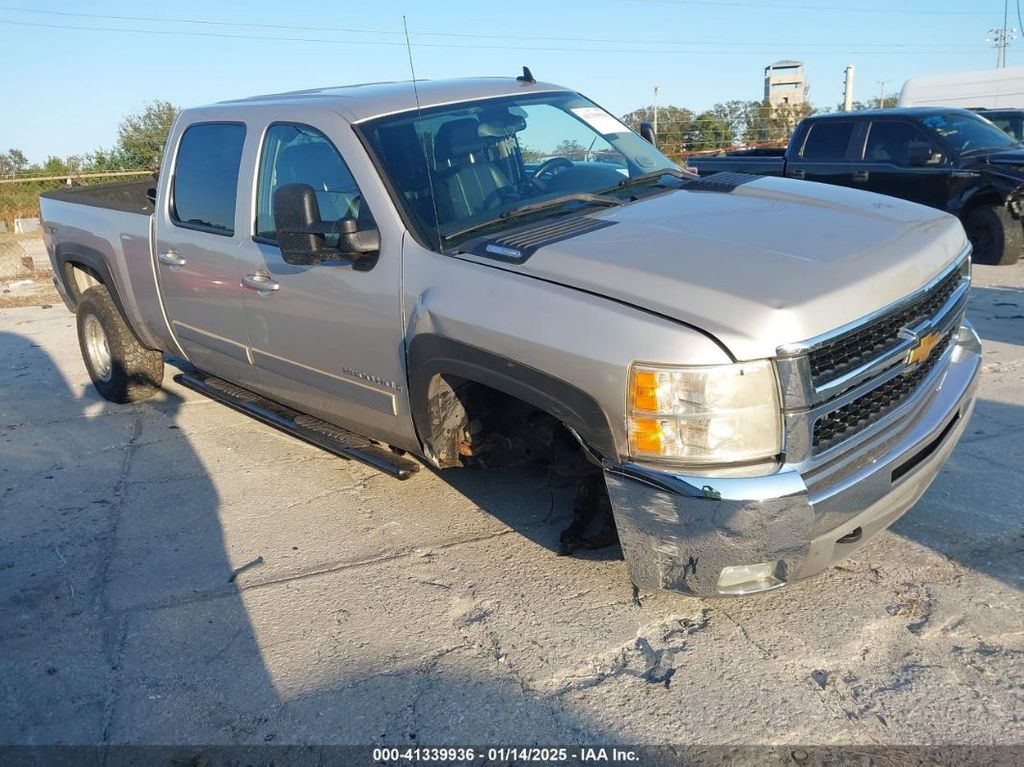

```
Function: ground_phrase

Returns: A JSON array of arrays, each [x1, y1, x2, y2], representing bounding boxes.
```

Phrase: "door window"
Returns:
[[171, 123, 246, 235], [864, 121, 936, 165], [255, 124, 370, 248], [800, 122, 855, 161]]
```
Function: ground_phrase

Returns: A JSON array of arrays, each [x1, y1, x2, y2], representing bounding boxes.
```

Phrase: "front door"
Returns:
[[856, 119, 951, 210], [154, 121, 256, 386], [235, 121, 414, 449]]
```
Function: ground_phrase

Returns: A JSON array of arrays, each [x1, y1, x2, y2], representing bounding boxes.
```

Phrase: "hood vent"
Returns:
[[470, 216, 616, 263], [682, 171, 761, 192]]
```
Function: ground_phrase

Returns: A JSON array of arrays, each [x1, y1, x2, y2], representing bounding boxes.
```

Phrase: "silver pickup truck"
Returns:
[[39, 75, 981, 598]]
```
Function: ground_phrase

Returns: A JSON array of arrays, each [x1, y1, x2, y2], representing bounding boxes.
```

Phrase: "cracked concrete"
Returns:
[[0, 263, 1022, 747]]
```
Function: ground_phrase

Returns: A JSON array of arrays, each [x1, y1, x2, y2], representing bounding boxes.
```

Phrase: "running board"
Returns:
[[174, 371, 420, 480]]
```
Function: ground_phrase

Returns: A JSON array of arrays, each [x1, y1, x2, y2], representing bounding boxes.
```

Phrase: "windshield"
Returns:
[[919, 111, 1021, 155], [358, 91, 678, 249]]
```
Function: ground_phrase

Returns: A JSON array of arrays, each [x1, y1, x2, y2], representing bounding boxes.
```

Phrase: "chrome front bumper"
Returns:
[[605, 323, 982, 598]]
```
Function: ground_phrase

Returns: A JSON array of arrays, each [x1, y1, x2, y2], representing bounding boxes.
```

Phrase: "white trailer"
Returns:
[[899, 65, 1024, 108]]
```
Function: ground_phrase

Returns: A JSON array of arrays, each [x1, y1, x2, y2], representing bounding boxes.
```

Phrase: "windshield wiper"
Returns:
[[442, 192, 622, 242], [608, 167, 691, 192]]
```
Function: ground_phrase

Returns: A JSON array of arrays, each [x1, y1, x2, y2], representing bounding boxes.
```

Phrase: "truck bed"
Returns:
[[39, 178, 155, 216], [687, 153, 786, 177], [38, 177, 168, 351]]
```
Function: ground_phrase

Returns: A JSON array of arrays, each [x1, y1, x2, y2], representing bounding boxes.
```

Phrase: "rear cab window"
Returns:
[[171, 123, 246, 236], [799, 121, 856, 161]]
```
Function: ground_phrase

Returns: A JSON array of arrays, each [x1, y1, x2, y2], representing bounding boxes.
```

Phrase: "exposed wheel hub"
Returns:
[[82, 314, 112, 382]]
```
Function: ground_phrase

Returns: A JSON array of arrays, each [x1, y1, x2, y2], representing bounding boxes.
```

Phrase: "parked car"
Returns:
[[688, 108, 1024, 265], [39, 76, 980, 598]]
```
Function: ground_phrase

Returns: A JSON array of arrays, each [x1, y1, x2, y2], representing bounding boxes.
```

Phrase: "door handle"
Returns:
[[852, 170, 870, 182], [242, 272, 280, 292], [789, 168, 805, 179], [158, 251, 187, 267]]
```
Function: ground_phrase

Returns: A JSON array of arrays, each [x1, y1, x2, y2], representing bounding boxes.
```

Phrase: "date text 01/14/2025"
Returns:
[[371, 746, 640, 762]]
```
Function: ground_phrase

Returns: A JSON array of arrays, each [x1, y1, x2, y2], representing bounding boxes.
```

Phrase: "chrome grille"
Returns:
[[807, 266, 962, 388], [812, 327, 955, 451]]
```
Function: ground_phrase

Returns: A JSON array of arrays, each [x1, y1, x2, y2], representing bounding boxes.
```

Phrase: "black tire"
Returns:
[[76, 284, 164, 403], [964, 204, 1022, 266]]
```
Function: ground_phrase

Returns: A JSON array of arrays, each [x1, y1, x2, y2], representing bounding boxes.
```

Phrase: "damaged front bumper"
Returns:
[[604, 323, 982, 598]]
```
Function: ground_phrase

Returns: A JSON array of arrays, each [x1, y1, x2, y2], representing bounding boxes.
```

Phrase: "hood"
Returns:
[[462, 177, 968, 361], [968, 149, 1024, 166]]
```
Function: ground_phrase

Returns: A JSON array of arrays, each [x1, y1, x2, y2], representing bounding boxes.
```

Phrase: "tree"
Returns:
[[692, 110, 735, 151], [622, 105, 699, 154], [43, 156, 68, 174], [836, 93, 899, 112], [744, 100, 815, 145], [0, 148, 28, 176], [554, 138, 587, 158], [114, 100, 181, 169]]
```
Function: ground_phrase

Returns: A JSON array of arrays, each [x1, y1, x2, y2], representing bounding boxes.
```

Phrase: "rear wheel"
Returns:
[[76, 285, 164, 403], [964, 204, 1022, 266]]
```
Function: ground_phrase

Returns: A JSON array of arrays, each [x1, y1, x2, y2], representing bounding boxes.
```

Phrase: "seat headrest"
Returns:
[[435, 118, 487, 166]]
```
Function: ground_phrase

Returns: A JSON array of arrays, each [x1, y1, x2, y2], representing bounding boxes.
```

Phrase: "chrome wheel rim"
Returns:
[[83, 314, 112, 382]]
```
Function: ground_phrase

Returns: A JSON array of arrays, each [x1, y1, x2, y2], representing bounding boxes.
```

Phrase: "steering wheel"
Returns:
[[531, 157, 575, 189]]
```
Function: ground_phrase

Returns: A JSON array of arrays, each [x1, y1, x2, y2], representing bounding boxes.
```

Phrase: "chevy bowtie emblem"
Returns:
[[906, 330, 941, 366]]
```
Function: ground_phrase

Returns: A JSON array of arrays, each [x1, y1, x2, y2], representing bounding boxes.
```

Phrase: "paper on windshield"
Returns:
[[571, 107, 630, 136]]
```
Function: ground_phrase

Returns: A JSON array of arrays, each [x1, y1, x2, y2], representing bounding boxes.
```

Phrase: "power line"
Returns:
[[0, 6, 989, 50], [0, 18, 988, 56], [624, 0, 992, 14]]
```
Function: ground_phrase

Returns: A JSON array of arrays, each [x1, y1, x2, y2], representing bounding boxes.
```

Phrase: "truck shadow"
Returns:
[[430, 465, 625, 563], [0, 330, 613, 746], [0, 329, 282, 743]]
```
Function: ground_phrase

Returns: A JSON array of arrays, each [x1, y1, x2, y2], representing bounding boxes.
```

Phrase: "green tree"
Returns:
[[622, 105, 699, 154], [43, 156, 68, 174], [692, 110, 735, 151], [744, 100, 815, 145], [835, 93, 899, 112], [554, 138, 587, 157], [0, 148, 28, 176], [114, 100, 181, 169]]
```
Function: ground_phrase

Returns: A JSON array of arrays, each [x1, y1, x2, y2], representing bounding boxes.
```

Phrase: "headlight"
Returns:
[[628, 360, 782, 465]]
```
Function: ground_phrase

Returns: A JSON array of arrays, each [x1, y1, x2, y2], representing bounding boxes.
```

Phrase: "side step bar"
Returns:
[[174, 371, 420, 480]]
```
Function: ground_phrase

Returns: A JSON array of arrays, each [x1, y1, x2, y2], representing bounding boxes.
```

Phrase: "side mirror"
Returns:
[[906, 143, 943, 167], [639, 121, 657, 147], [272, 183, 380, 266]]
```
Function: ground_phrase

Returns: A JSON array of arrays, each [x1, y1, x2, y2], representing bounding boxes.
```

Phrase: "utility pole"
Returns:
[[989, 1, 1016, 68], [877, 80, 887, 108], [843, 65, 855, 111], [653, 86, 660, 138]]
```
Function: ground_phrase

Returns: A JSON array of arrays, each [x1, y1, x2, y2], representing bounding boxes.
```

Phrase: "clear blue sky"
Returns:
[[0, 0, 1016, 164]]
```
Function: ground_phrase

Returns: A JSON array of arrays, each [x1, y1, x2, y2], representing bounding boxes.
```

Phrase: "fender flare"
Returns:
[[407, 334, 618, 464], [953, 183, 1014, 219], [53, 243, 139, 337]]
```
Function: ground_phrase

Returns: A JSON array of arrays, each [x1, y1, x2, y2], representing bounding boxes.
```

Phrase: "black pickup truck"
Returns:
[[688, 107, 1024, 265]]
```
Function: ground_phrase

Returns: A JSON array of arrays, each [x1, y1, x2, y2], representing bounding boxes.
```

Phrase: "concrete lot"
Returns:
[[1, 264, 1022, 748]]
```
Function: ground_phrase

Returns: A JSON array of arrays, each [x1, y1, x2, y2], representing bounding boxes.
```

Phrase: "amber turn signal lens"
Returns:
[[630, 418, 662, 454], [632, 370, 659, 412]]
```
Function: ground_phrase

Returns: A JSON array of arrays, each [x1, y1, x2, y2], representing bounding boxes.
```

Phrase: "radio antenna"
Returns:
[[403, 16, 443, 249]]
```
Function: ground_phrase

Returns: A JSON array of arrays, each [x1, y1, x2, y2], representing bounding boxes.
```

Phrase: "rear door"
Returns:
[[854, 119, 951, 209], [154, 121, 257, 386], [786, 119, 859, 187]]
